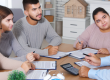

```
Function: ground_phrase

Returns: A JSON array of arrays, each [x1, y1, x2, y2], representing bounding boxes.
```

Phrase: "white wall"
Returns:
[[0, 0, 8, 7]]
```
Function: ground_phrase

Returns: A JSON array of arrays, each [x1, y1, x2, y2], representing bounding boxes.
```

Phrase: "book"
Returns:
[[26, 70, 47, 80], [33, 61, 56, 70], [41, 51, 71, 59], [69, 48, 98, 59]]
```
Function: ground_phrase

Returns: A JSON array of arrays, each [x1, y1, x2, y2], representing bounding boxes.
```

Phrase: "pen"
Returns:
[[83, 53, 91, 57], [33, 51, 35, 53], [78, 38, 81, 44]]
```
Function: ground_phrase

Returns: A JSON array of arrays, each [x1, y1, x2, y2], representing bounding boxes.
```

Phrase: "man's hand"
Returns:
[[98, 48, 109, 54], [26, 52, 40, 62], [76, 41, 83, 50], [48, 46, 58, 56], [21, 61, 35, 73], [33, 53, 40, 60], [26, 52, 35, 62], [79, 66, 90, 77], [85, 53, 101, 66], [45, 45, 53, 49]]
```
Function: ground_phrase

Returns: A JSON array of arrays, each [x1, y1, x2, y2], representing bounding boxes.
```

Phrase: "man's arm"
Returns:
[[12, 26, 48, 56], [45, 19, 62, 46], [88, 68, 110, 80]]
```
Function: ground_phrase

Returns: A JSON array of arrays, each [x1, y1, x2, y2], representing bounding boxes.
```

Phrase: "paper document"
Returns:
[[70, 48, 98, 59], [75, 61, 99, 68], [26, 70, 47, 79], [41, 51, 71, 59], [33, 61, 56, 69]]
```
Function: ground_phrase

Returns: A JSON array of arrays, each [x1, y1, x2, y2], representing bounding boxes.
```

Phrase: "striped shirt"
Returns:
[[74, 23, 110, 53], [0, 31, 28, 61], [12, 16, 61, 56]]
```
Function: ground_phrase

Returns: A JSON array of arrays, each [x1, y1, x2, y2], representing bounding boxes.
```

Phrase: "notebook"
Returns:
[[41, 51, 71, 59], [74, 61, 99, 68], [26, 70, 47, 80], [33, 61, 56, 70], [69, 48, 98, 59]]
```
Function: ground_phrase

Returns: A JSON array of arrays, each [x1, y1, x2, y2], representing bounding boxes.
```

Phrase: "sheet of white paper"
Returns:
[[70, 48, 98, 58], [75, 61, 99, 68], [26, 70, 47, 79], [33, 61, 56, 69], [43, 51, 70, 59]]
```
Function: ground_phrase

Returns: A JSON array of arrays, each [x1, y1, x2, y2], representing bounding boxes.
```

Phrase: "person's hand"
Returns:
[[26, 52, 35, 62], [33, 53, 40, 60], [48, 46, 58, 56], [21, 61, 35, 73], [98, 48, 109, 54], [79, 66, 90, 77], [85, 53, 101, 66], [45, 45, 53, 49], [76, 41, 83, 50]]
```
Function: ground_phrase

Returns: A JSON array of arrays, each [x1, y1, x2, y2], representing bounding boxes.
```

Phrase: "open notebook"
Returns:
[[26, 70, 47, 80], [74, 61, 99, 68], [69, 48, 98, 59], [41, 51, 71, 59], [33, 61, 56, 70]]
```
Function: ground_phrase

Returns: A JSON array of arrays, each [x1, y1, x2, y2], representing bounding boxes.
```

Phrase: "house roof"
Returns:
[[63, 0, 88, 7]]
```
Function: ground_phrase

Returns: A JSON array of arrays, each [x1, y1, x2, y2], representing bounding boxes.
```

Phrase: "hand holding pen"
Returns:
[[76, 38, 83, 50]]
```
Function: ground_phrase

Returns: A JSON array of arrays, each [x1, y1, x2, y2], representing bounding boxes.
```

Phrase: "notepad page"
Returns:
[[75, 61, 99, 68], [26, 70, 47, 79], [33, 61, 56, 69]]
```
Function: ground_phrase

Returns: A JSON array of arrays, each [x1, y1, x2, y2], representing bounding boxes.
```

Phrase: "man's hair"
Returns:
[[92, 7, 109, 21], [23, 0, 39, 10]]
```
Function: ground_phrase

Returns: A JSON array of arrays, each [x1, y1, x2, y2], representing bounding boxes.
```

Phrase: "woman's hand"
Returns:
[[21, 61, 35, 73], [98, 48, 109, 54], [76, 41, 83, 50]]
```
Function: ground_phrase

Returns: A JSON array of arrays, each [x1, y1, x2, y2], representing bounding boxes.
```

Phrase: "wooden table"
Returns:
[[0, 43, 110, 80]]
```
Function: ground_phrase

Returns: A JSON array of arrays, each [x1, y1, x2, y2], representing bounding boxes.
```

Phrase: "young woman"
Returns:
[[0, 5, 40, 62], [74, 7, 110, 54]]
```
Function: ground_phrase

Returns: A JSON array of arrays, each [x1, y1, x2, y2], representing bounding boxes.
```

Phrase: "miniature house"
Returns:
[[64, 0, 88, 18]]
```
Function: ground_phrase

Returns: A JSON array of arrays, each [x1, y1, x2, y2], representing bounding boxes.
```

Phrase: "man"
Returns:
[[12, 0, 61, 56], [79, 53, 110, 80]]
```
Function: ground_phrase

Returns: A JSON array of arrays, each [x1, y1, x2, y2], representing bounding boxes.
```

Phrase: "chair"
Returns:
[[10, 8, 24, 23]]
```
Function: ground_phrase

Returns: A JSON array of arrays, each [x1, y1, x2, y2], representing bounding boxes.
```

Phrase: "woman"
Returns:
[[74, 7, 110, 54], [0, 5, 40, 62]]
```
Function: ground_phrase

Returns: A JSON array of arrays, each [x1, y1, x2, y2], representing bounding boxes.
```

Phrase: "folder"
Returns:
[[41, 51, 71, 59]]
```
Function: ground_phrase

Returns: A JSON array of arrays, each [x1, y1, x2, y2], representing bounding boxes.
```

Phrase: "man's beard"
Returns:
[[29, 14, 42, 21]]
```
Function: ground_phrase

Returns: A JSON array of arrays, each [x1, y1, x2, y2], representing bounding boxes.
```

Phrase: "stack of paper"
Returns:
[[41, 51, 71, 59], [69, 48, 98, 59], [74, 61, 99, 68], [33, 61, 56, 70], [26, 70, 47, 80]]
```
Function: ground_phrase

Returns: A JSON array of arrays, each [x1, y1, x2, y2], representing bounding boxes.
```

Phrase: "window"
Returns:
[[67, 6, 71, 14], [78, 6, 83, 14]]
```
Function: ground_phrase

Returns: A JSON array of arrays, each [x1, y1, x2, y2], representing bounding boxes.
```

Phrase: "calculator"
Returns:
[[60, 63, 79, 76]]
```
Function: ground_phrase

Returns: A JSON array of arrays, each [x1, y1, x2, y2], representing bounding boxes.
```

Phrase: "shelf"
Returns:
[[43, 8, 55, 10]]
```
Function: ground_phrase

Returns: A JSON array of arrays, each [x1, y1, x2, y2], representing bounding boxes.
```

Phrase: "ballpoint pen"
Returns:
[[78, 38, 81, 44], [83, 53, 91, 57]]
